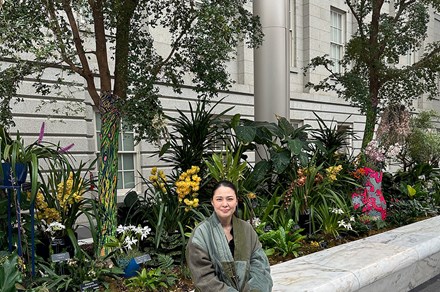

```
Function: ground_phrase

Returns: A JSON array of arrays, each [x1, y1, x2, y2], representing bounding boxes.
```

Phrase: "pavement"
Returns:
[[410, 273, 440, 292]]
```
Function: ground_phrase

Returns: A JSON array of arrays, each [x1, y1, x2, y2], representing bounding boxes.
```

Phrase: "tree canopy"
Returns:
[[0, 0, 262, 142], [304, 0, 440, 148]]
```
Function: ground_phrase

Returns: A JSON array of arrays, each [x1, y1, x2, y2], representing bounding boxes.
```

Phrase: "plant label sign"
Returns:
[[51, 238, 65, 246], [134, 253, 151, 264], [80, 280, 100, 291], [51, 252, 70, 263]]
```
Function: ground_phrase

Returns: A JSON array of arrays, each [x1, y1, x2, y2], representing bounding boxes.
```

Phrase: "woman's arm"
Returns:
[[247, 242, 273, 291], [186, 239, 239, 292]]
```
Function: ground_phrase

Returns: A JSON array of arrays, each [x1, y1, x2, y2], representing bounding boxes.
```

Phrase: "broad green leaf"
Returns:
[[277, 116, 295, 136], [287, 138, 304, 156], [235, 126, 256, 144], [270, 149, 291, 174]]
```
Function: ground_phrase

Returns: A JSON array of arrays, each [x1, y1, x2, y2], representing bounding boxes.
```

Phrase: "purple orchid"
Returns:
[[58, 143, 75, 153], [37, 122, 45, 144]]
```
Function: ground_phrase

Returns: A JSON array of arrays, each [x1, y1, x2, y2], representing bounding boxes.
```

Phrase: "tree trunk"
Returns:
[[98, 93, 120, 255], [362, 106, 377, 149]]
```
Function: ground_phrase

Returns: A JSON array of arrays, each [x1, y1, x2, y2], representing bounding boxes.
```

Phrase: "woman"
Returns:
[[186, 180, 273, 292]]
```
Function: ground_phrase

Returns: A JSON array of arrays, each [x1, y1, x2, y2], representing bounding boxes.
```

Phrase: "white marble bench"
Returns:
[[271, 216, 440, 292]]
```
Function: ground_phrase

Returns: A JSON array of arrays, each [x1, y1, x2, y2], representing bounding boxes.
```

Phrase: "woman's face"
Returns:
[[212, 185, 238, 222]]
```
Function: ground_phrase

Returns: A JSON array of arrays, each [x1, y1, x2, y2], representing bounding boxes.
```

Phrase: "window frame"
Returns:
[[337, 122, 353, 154], [289, 0, 297, 69], [330, 8, 346, 74]]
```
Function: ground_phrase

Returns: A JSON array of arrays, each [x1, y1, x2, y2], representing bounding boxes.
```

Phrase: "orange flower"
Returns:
[[352, 167, 366, 179]]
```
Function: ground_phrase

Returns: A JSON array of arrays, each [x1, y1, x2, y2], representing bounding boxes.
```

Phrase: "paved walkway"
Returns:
[[411, 273, 440, 292]]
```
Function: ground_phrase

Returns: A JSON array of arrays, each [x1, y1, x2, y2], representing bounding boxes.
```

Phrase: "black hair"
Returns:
[[212, 180, 237, 196]]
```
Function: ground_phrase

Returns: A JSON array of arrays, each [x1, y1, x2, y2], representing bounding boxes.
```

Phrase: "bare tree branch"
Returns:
[[89, 0, 112, 93], [61, 0, 100, 106]]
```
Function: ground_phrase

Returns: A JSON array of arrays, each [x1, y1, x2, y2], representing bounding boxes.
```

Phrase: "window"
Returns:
[[289, 0, 297, 68], [337, 123, 353, 154], [213, 116, 233, 152], [330, 9, 345, 74], [433, 16, 440, 41], [291, 119, 303, 129], [95, 113, 136, 192], [406, 49, 416, 65], [435, 18, 440, 93]]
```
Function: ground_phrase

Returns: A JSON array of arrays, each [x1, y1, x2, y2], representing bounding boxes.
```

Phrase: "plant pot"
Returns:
[[123, 258, 141, 278], [298, 212, 312, 235], [1, 163, 28, 186], [352, 169, 387, 220], [36, 234, 51, 261], [50, 232, 77, 258]]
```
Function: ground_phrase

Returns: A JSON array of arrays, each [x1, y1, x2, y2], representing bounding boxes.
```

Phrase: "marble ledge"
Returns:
[[271, 216, 440, 292]]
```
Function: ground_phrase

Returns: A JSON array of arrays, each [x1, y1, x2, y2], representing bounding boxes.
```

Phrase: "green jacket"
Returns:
[[186, 214, 273, 292]]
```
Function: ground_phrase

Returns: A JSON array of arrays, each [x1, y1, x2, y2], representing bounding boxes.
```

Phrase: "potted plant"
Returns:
[[33, 158, 96, 258], [0, 123, 70, 198], [105, 224, 152, 278], [351, 139, 402, 221]]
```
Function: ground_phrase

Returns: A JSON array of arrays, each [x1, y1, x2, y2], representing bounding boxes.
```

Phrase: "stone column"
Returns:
[[253, 0, 290, 123]]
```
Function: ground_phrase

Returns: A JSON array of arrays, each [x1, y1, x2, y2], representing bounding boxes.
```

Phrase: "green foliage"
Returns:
[[383, 164, 440, 202], [304, 1, 440, 148], [36, 158, 96, 233], [159, 98, 231, 175], [0, 62, 36, 129], [35, 228, 123, 292], [0, 124, 67, 199], [310, 112, 357, 166], [205, 145, 248, 185], [119, 170, 206, 262], [256, 219, 305, 257], [231, 114, 315, 196], [405, 111, 440, 167], [0, 252, 22, 292], [256, 187, 292, 230], [386, 199, 427, 227], [125, 266, 177, 292], [314, 199, 353, 238], [235, 116, 313, 173]]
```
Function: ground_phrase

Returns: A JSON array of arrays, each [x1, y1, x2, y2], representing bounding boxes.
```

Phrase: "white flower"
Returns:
[[330, 208, 344, 215], [87, 270, 96, 278], [49, 222, 65, 231], [350, 216, 355, 222], [338, 220, 345, 228], [116, 225, 126, 234], [134, 226, 144, 235], [46, 221, 66, 235], [338, 220, 352, 230], [246, 217, 262, 228], [140, 226, 151, 240], [124, 236, 138, 250]]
